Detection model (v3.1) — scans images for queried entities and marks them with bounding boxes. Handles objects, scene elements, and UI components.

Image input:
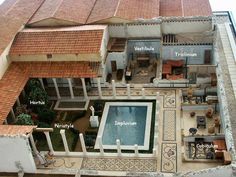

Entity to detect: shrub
[28,87,49,106]
[26,79,42,92]
[38,108,56,125]
[15,105,28,116]
[16,113,33,125]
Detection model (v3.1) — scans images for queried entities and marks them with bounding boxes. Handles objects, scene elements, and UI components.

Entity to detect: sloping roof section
[9,28,105,55]
[0,61,100,124]
[0,125,36,136]
[28,0,96,26]
[183,0,212,17]
[0,0,44,54]
[160,0,212,17]
[87,0,160,23]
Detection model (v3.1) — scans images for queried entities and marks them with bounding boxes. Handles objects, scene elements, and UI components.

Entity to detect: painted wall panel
[162,45,213,65]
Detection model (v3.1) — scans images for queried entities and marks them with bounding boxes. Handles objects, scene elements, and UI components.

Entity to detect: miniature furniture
[162,64,172,78]
[214,117,220,127]
[223,151,232,165]
[213,140,226,151]
[206,107,214,118]
[197,116,206,128]
[208,125,215,134]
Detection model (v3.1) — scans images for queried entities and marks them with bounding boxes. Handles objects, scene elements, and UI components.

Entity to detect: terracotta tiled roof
[183,0,212,17]
[0,0,44,54]
[0,61,99,124]
[18,61,100,78]
[28,0,96,25]
[87,0,160,23]
[9,29,104,55]
[160,0,212,17]
[115,0,160,21]
[86,0,120,23]
[160,0,182,17]
[0,125,36,136]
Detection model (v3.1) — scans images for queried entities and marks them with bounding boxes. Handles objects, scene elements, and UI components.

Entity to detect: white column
[97,78,102,99]
[67,78,74,99]
[81,78,88,100]
[44,131,54,154]
[60,129,70,154]
[142,88,145,99]
[153,148,156,157]
[116,139,122,156]
[112,80,116,99]
[134,144,139,157]
[156,92,160,111]
[52,78,61,99]
[79,133,87,156]
[98,136,104,155]
[39,78,45,91]
[4,119,8,125]
[127,84,131,99]
[16,98,21,107]
[156,92,160,100]
[29,134,38,155]
[10,108,16,122]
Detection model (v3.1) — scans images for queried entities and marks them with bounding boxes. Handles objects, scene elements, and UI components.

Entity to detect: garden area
[14,79,80,152]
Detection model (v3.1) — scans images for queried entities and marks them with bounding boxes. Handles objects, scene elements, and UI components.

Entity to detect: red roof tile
[0,61,99,124]
[160,0,183,17]
[115,0,160,20]
[0,0,44,54]
[160,0,212,17]
[183,0,212,17]
[28,0,96,25]
[0,125,36,136]
[9,29,104,55]
[87,0,160,23]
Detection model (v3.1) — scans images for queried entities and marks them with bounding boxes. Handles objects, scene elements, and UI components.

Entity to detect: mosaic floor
[163,110,176,141]
[161,143,177,173]
[160,90,178,173]
[161,90,176,108]
[81,158,157,172]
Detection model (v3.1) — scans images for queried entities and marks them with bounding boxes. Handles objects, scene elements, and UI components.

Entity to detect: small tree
[28,87,49,106]
[16,113,33,125]
[26,79,42,92]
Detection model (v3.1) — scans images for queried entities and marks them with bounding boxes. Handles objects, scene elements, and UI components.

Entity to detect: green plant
[26,79,42,92]
[38,108,56,125]
[28,87,49,106]
[15,105,28,116]
[16,113,33,125]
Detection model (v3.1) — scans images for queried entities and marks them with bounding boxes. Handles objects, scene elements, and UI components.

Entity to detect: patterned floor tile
[161,143,177,173]
[81,158,157,172]
[163,110,176,141]
[162,90,176,108]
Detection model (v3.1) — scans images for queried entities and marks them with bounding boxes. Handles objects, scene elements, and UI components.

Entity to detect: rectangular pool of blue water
[95,102,153,150]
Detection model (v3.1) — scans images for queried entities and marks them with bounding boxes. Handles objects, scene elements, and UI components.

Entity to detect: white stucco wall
[109,24,161,38]
[106,52,127,73]
[100,26,109,62]
[0,135,36,173]
[0,42,12,79]
[162,45,213,65]
[162,20,212,34]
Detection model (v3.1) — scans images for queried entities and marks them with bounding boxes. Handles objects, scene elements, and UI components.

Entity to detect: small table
[197,116,206,128]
